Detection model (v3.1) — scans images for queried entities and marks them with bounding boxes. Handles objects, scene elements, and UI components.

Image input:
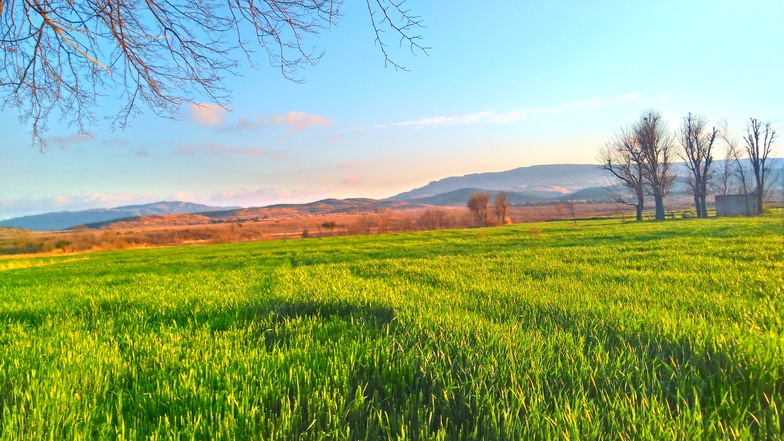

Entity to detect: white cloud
[275,111,333,131]
[375,97,617,129]
[189,103,227,126]
[206,187,330,207]
[221,111,333,133]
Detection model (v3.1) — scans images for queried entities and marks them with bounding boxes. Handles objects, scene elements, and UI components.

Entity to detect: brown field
[0,202,691,257]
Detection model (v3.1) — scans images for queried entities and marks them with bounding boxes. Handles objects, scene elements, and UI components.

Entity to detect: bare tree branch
[0,0,427,149]
[636,109,675,221]
[598,127,645,221]
[743,117,777,214]
[365,0,428,71]
[677,112,717,218]
[467,192,489,227]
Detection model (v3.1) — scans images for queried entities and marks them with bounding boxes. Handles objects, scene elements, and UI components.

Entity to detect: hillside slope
[0,201,237,231]
[388,164,606,201]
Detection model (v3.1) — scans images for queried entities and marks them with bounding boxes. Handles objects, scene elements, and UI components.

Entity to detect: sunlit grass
[0,217,782,439]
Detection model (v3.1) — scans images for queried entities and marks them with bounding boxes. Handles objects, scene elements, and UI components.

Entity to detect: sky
[2,0,783,220]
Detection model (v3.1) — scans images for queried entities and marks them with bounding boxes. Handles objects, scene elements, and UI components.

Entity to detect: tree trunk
[756,186,764,215]
[698,195,708,218]
[654,194,665,220]
[693,194,701,218]
[636,194,644,221]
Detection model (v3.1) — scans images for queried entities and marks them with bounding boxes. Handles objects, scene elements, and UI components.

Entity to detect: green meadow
[0,217,782,440]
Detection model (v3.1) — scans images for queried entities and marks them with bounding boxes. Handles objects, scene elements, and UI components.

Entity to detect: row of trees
[600,110,777,220]
[467,192,510,227]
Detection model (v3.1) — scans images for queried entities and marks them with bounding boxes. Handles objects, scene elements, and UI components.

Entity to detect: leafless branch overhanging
[0,0,428,149]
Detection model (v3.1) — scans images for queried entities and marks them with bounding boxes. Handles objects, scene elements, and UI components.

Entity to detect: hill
[388,164,606,201]
[560,186,615,201]
[262,198,416,213]
[408,188,546,206]
[0,201,237,231]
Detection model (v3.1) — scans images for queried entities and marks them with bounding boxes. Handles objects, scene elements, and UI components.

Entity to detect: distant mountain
[263,198,413,213]
[561,186,614,201]
[388,164,606,201]
[407,188,547,206]
[0,201,238,231]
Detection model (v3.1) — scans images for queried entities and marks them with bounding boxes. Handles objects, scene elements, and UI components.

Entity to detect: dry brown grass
[0,203,664,257]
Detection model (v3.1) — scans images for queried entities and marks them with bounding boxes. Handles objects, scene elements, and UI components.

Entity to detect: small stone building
[715,194,758,216]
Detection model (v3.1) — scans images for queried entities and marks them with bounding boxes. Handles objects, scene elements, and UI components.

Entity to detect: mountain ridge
[0,201,238,231]
[0,163,645,230]
[386,164,606,201]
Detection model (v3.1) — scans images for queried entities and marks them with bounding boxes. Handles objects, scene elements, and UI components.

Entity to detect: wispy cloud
[47,133,93,150]
[377,111,494,128]
[375,94,638,129]
[341,176,361,186]
[614,93,641,102]
[220,111,333,133]
[206,187,330,207]
[131,147,151,158]
[98,138,152,158]
[175,142,285,158]
[189,103,227,126]
[297,161,367,174]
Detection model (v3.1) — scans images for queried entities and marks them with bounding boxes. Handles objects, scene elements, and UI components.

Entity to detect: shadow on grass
[481,303,784,436]
[2,296,781,438]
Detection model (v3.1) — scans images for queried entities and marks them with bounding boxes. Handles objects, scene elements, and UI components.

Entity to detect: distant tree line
[466,192,510,227]
[600,110,777,220]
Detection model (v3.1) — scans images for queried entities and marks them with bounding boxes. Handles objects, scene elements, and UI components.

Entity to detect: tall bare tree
[636,110,675,221]
[720,126,753,215]
[715,143,735,196]
[599,128,646,221]
[743,118,777,214]
[678,113,717,218]
[0,0,427,148]
[493,191,509,224]
[467,192,490,227]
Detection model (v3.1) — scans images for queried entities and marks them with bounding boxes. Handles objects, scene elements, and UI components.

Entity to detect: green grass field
[1,217,782,440]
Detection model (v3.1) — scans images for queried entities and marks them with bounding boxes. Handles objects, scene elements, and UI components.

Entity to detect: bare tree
[321,221,337,236]
[419,208,447,231]
[720,126,753,215]
[493,191,509,224]
[743,118,777,214]
[678,113,717,218]
[376,211,391,234]
[0,1,427,148]
[599,128,646,221]
[466,192,489,227]
[715,143,735,196]
[636,110,675,221]
[563,199,577,225]
[554,201,564,218]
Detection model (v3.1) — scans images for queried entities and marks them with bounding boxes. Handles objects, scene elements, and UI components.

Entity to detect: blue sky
[2,0,782,219]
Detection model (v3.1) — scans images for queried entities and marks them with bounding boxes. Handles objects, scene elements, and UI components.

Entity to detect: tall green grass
[1,217,782,439]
